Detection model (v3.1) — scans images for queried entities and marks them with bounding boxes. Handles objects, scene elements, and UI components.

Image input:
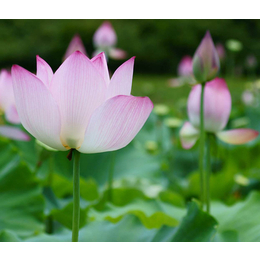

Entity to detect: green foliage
[171,200,218,242]
[0,139,45,239]
[1,74,260,242]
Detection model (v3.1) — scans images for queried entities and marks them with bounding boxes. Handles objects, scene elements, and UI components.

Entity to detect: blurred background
[0,19,259,74]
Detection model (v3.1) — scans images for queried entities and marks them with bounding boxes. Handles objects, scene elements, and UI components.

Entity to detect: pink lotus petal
[188,78,231,133]
[91,52,110,87]
[109,48,127,60]
[0,70,16,113]
[0,125,30,141]
[193,31,220,83]
[50,51,107,149]
[179,121,199,149]
[217,129,259,145]
[64,34,87,60]
[11,65,66,151]
[78,95,153,153]
[36,55,53,88]
[93,21,117,48]
[107,57,135,99]
[5,105,20,124]
[178,56,193,77]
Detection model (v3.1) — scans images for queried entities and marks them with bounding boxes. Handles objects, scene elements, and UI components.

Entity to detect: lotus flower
[11,51,153,153]
[180,78,258,149]
[93,21,127,60]
[0,69,30,141]
[64,34,87,60]
[0,69,20,124]
[192,31,220,83]
[178,56,193,77]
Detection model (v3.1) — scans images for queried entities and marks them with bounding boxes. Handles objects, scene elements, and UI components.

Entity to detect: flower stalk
[205,133,211,213]
[199,82,206,209]
[72,149,81,242]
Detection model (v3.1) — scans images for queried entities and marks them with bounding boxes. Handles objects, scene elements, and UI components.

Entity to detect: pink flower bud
[192,31,220,83]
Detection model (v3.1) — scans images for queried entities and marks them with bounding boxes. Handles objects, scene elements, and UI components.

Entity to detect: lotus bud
[192,31,220,83]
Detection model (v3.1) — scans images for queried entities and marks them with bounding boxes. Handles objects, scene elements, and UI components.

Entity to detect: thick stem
[205,134,211,213]
[108,151,116,202]
[199,82,206,210]
[72,149,81,242]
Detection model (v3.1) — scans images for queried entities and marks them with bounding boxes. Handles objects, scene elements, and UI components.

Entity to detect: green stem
[72,149,81,242]
[108,151,116,202]
[199,82,206,210]
[205,134,211,214]
[45,155,54,234]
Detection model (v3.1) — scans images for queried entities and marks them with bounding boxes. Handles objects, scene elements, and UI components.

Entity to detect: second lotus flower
[12,51,153,153]
[180,78,258,149]
[0,69,30,141]
[93,21,127,60]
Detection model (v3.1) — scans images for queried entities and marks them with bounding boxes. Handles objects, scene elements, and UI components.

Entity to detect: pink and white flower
[12,51,153,153]
[93,21,127,60]
[180,78,258,149]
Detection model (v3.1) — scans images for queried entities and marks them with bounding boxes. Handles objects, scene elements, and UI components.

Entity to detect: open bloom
[12,51,153,153]
[178,56,193,77]
[63,34,88,60]
[180,78,258,149]
[192,31,220,83]
[93,21,127,60]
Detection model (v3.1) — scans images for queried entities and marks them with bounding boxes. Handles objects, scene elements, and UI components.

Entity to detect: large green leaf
[212,191,260,242]
[89,198,186,229]
[0,139,45,239]
[170,200,218,242]
[25,215,158,242]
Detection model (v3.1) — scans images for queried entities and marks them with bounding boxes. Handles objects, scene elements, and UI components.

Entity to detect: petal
[188,78,231,133]
[63,34,87,60]
[5,105,20,124]
[216,129,259,145]
[36,55,53,87]
[11,65,65,151]
[0,125,30,141]
[109,48,127,60]
[93,21,117,47]
[78,95,153,153]
[50,51,107,149]
[107,57,135,99]
[91,52,110,87]
[179,122,199,149]
[0,69,16,112]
